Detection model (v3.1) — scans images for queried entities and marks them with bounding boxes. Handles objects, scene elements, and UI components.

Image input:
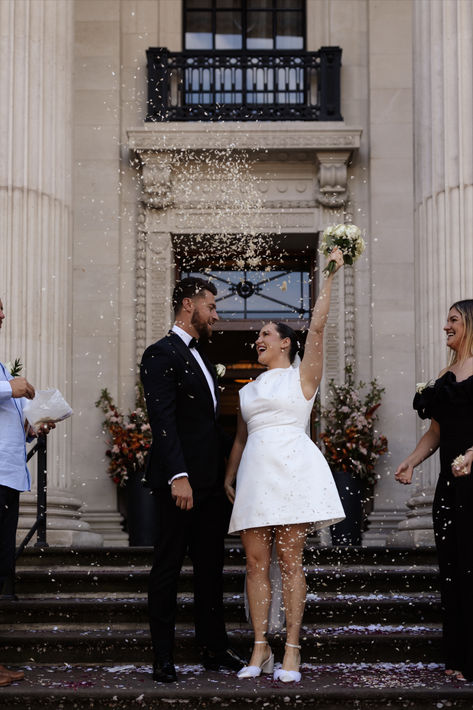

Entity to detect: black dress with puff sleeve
[414,371,473,679]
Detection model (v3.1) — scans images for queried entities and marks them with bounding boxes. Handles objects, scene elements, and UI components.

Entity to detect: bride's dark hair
[275,322,302,364]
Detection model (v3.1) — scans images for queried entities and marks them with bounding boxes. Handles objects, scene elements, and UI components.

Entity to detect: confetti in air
[167,148,283,272]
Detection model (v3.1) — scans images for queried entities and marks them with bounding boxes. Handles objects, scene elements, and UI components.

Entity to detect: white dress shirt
[172,325,217,409]
[168,325,217,485]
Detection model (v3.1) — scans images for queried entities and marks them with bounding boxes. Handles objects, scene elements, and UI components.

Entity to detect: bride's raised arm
[299,248,344,399]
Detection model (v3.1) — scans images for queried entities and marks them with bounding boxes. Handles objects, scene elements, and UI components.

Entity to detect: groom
[140,277,243,683]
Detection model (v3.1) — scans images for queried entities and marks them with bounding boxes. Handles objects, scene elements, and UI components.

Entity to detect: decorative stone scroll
[315,150,352,208]
[140,153,173,209]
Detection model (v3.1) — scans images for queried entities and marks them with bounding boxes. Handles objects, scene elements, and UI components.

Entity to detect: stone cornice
[127,122,362,153]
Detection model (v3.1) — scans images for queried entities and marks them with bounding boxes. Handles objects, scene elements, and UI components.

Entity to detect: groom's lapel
[168,332,216,411]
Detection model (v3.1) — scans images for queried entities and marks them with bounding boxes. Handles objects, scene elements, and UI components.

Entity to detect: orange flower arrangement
[317,365,388,486]
[95,386,151,486]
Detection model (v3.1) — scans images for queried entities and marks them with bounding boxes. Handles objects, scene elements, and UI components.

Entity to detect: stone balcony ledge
[127,121,362,153]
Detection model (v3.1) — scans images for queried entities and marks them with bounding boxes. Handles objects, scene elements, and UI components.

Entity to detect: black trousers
[148,488,230,660]
[433,474,473,679]
[0,484,20,588]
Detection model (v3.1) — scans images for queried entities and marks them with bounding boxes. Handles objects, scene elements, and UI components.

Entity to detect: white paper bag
[23,388,73,431]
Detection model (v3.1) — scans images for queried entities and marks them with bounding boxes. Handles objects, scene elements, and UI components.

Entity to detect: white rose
[354,235,366,258]
[215,364,226,379]
[345,224,361,240]
[4,362,12,374]
[334,224,347,238]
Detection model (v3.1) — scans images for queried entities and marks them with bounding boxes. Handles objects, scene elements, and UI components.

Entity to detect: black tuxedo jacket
[140,331,227,496]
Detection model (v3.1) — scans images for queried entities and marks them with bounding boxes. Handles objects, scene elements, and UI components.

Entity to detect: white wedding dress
[228,365,345,534]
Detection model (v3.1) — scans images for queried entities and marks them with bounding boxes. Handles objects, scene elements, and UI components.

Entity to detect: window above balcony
[184,0,305,52]
[146,1,342,122]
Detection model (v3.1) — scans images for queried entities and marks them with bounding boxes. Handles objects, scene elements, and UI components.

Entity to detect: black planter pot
[123,473,157,546]
[330,470,363,546]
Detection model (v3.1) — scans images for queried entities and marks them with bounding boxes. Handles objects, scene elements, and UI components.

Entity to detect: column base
[387,486,435,547]
[363,510,407,547]
[82,511,128,546]
[17,489,103,547]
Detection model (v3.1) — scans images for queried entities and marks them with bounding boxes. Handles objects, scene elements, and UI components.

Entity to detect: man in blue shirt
[0,298,53,686]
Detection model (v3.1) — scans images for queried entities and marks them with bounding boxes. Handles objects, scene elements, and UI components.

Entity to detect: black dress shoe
[152,659,177,683]
[201,647,246,672]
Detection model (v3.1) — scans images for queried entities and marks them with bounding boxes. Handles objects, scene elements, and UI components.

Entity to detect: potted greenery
[95,386,156,546]
[317,365,388,545]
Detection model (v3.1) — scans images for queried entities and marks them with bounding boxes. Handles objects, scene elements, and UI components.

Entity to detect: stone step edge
[0,686,471,704]
[0,595,441,609]
[16,545,438,555]
[0,664,473,708]
[11,565,438,581]
[0,627,442,640]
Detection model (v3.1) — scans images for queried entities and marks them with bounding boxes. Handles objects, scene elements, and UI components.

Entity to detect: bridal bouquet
[95,386,152,487]
[319,223,366,275]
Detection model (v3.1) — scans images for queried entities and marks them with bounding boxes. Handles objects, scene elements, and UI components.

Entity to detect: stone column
[391,0,473,545]
[0,0,101,545]
[363,0,416,545]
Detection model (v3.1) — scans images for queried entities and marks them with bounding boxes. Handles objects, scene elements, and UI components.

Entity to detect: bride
[224,247,345,683]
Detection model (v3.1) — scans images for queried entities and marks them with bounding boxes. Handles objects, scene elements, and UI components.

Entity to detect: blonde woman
[395,299,473,682]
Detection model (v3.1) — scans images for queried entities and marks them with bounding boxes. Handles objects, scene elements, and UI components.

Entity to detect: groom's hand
[171,477,194,510]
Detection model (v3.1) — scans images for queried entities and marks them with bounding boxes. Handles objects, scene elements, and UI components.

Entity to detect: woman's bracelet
[466,447,473,453]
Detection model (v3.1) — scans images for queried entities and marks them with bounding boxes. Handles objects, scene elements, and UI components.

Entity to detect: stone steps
[0,625,442,664]
[11,563,439,596]
[0,662,472,710]
[0,591,441,625]
[2,545,462,709]
[13,544,439,567]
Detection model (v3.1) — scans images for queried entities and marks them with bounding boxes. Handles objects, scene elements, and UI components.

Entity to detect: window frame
[175,244,317,327]
[182,0,306,53]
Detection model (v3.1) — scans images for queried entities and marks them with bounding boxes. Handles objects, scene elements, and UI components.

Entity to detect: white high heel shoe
[237,641,274,679]
[273,643,301,683]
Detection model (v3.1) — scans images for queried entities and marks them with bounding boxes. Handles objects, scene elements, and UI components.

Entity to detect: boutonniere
[215,363,226,379]
[5,358,23,377]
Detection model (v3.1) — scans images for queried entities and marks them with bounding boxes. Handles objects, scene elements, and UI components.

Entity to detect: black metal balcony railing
[146,46,342,122]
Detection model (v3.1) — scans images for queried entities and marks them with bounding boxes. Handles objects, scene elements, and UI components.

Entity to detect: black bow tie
[188,337,200,350]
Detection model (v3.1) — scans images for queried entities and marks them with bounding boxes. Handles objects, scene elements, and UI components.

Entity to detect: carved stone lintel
[315,149,352,208]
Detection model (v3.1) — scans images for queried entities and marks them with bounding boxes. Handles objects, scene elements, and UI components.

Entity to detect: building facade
[1,0,470,546]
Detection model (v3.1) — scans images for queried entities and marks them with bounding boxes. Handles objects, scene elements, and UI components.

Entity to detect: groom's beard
[191,310,212,341]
